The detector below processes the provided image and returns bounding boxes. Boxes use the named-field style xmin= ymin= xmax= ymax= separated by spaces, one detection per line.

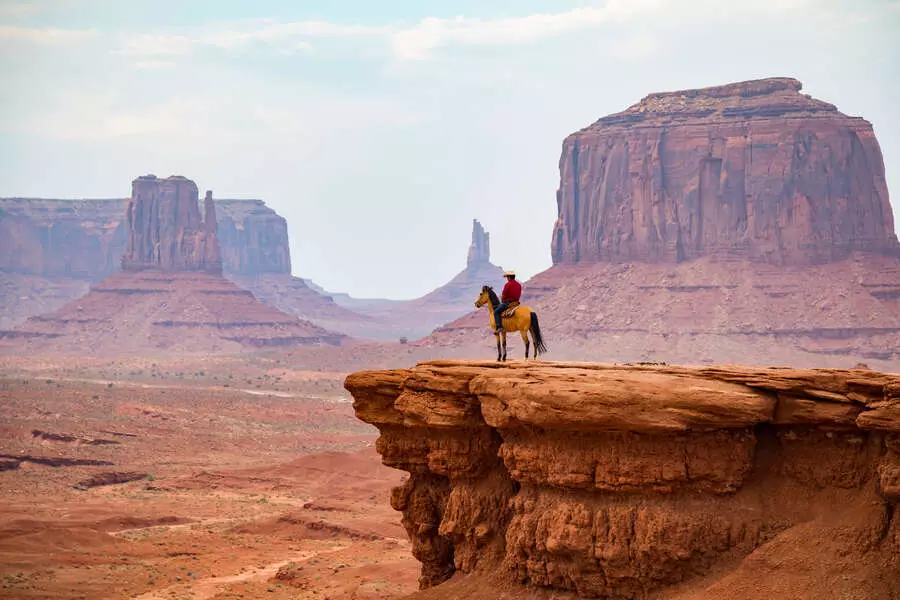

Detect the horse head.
xmin=475 ymin=286 xmax=493 ymax=308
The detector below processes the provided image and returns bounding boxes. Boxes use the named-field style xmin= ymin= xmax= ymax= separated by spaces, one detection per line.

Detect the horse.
xmin=475 ymin=286 xmax=547 ymax=361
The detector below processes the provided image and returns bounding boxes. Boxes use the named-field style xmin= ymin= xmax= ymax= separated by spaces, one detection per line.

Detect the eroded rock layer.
xmin=0 ymin=196 xmax=293 ymax=279
xmin=552 ymin=77 xmax=898 ymax=265
xmin=0 ymin=271 xmax=343 ymax=354
xmin=346 ymin=360 xmax=900 ymax=599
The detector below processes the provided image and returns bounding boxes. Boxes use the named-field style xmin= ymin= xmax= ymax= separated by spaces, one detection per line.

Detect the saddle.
xmin=501 ymin=302 xmax=520 ymax=319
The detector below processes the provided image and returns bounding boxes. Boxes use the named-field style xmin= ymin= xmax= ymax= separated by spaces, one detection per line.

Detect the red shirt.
xmin=501 ymin=279 xmax=522 ymax=303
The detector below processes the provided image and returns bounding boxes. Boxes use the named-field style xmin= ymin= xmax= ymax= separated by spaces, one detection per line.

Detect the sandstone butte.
xmin=429 ymin=78 xmax=900 ymax=370
xmin=0 ymin=175 xmax=344 ymax=354
xmin=550 ymin=77 xmax=898 ymax=265
xmin=346 ymin=360 xmax=900 ymax=600
xmin=0 ymin=191 xmax=362 ymax=332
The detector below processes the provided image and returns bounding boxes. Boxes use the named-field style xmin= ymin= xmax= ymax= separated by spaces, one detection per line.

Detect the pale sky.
xmin=1 ymin=0 xmax=898 ymax=298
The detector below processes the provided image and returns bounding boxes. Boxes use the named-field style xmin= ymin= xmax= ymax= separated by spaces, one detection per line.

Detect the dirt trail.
xmin=133 ymin=545 xmax=348 ymax=600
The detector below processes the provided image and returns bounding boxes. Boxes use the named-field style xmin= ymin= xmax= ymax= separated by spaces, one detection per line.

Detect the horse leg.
xmin=495 ymin=333 xmax=502 ymax=362
xmin=502 ymin=331 xmax=507 ymax=362
xmin=521 ymin=329 xmax=530 ymax=360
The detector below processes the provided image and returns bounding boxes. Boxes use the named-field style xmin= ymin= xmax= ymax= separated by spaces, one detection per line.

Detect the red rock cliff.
xmin=552 ymin=77 xmax=898 ymax=265
xmin=346 ymin=360 xmax=900 ymax=599
xmin=0 ymin=198 xmax=128 ymax=280
xmin=122 ymin=175 xmax=222 ymax=273
xmin=0 ymin=197 xmax=292 ymax=278
xmin=215 ymin=199 xmax=292 ymax=276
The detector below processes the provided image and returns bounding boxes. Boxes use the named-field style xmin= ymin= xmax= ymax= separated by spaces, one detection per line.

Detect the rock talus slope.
xmin=346 ymin=360 xmax=900 ymax=599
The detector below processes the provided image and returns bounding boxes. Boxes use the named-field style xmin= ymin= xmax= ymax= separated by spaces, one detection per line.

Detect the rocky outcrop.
xmin=551 ymin=77 xmax=898 ymax=266
xmin=122 ymin=175 xmax=222 ymax=273
xmin=467 ymin=220 xmax=491 ymax=267
xmin=346 ymin=361 xmax=900 ymax=599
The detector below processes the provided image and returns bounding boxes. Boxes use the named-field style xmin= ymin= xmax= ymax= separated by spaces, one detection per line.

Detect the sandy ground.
xmin=0 ymin=356 xmax=419 ymax=599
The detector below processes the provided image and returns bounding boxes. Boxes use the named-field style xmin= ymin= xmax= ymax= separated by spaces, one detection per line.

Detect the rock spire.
xmin=466 ymin=219 xmax=491 ymax=267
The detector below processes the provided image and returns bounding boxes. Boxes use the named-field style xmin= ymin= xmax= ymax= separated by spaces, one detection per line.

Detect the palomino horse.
xmin=475 ymin=286 xmax=547 ymax=361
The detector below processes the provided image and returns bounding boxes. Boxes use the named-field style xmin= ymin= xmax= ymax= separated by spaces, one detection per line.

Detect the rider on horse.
xmin=494 ymin=271 xmax=521 ymax=333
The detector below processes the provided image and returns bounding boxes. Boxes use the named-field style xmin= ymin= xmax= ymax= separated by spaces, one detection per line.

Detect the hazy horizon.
xmin=1 ymin=0 xmax=898 ymax=299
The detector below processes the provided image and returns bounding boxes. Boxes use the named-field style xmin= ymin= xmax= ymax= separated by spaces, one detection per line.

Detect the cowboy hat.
xmin=503 ymin=270 xmax=516 ymax=277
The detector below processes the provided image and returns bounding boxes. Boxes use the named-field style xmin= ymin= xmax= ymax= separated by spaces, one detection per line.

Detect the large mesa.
xmin=551 ymin=77 xmax=898 ymax=265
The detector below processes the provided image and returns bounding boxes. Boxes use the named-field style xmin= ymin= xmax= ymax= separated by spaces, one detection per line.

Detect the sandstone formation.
xmin=215 ymin=199 xmax=291 ymax=276
xmin=467 ymin=219 xmax=491 ymax=267
xmin=0 ymin=196 xmax=293 ymax=279
xmin=122 ymin=175 xmax=222 ymax=273
xmin=346 ymin=360 xmax=900 ymax=599
xmin=0 ymin=176 xmax=346 ymax=354
xmin=0 ymin=195 xmax=356 ymax=331
xmin=0 ymin=198 xmax=128 ymax=280
xmin=552 ymin=78 xmax=898 ymax=265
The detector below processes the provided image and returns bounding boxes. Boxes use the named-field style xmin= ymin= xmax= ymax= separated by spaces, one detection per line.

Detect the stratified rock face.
xmin=466 ymin=219 xmax=491 ymax=267
xmin=0 ymin=198 xmax=128 ymax=280
xmin=552 ymin=77 xmax=898 ymax=265
xmin=347 ymin=361 xmax=900 ymax=598
xmin=216 ymin=199 xmax=291 ymax=276
xmin=0 ymin=197 xmax=292 ymax=279
xmin=122 ymin=175 xmax=222 ymax=274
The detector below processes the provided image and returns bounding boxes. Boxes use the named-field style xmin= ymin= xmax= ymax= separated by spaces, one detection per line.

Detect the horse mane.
xmin=483 ymin=286 xmax=500 ymax=307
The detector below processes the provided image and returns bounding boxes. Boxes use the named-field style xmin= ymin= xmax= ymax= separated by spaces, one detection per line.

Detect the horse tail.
xmin=530 ymin=312 xmax=548 ymax=355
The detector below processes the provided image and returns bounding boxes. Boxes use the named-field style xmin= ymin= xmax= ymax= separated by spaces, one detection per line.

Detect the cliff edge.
xmin=346 ymin=360 xmax=900 ymax=599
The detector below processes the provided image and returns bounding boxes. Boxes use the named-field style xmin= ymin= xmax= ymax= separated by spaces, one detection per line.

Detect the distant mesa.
xmin=0 ymin=189 xmax=349 ymax=332
xmin=0 ymin=175 xmax=345 ymax=354
xmin=552 ymin=77 xmax=898 ymax=266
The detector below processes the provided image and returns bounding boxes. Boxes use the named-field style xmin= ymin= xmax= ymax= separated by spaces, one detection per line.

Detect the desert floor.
xmin=0 ymin=353 xmax=419 ymax=600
